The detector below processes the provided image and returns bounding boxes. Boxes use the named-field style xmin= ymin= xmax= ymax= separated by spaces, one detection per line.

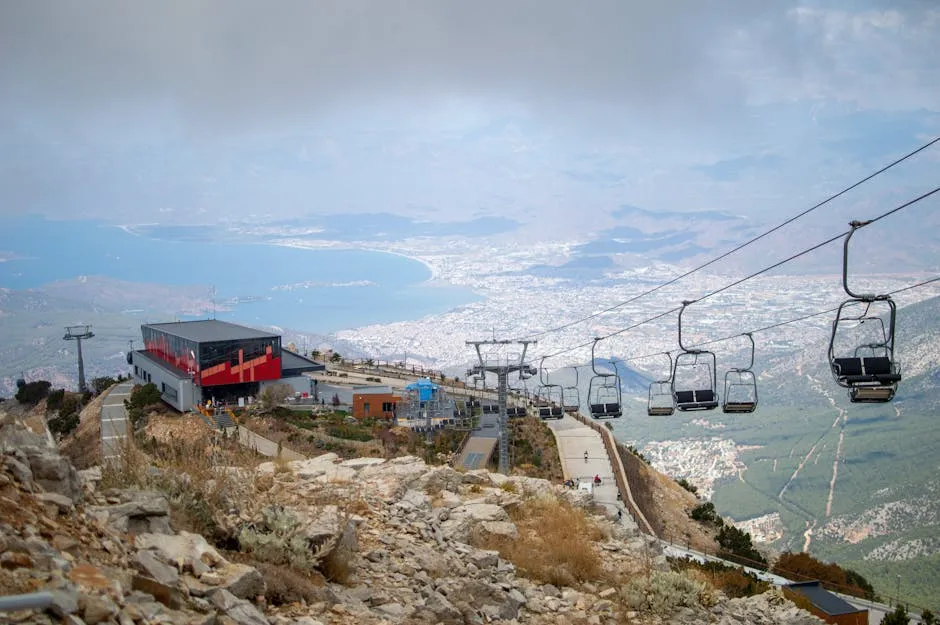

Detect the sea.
xmin=0 ymin=215 xmax=479 ymax=333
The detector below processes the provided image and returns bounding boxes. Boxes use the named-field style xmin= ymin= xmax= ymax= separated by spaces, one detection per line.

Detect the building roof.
xmin=785 ymin=582 xmax=863 ymax=616
xmin=143 ymin=319 xmax=278 ymax=343
xmin=281 ymin=350 xmax=326 ymax=375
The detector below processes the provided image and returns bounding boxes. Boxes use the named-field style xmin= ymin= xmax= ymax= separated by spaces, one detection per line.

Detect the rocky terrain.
xmin=0 ymin=406 xmax=826 ymax=625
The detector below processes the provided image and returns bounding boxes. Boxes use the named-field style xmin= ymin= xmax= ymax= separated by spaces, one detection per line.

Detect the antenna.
xmin=210 ymin=286 xmax=216 ymax=319
xmin=63 ymin=325 xmax=95 ymax=393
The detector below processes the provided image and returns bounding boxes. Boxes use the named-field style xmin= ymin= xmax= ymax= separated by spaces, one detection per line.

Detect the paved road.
xmin=100 ymin=380 xmax=134 ymax=462
xmin=546 ymin=415 xmax=622 ymax=519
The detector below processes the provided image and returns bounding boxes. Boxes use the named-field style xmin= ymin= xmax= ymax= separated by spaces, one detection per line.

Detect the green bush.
xmin=676 ymin=478 xmax=698 ymax=495
xmin=49 ymin=412 xmax=80 ymax=437
xmin=690 ymin=502 xmax=719 ymax=524
xmin=326 ymin=425 xmax=373 ymax=442
xmin=126 ymin=383 xmax=162 ymax=410
xmin=47 ymin=388 xmax=66 ymax=411
xmin=716 ymin=525 xmax=767 ymax=568
xmin=16 ymin=380 xmax=52 ymax=406
xmin=60 ymin=393 xmax=84 ymax=418
xmin=92 ymin=376 xmax=119 ymax=394
xmin=238 ymin=506 xmax=337 ymax=570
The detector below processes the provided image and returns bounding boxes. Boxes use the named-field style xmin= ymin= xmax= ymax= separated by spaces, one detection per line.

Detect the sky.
xmin=1 ymin=1 xmax=938 ymax=241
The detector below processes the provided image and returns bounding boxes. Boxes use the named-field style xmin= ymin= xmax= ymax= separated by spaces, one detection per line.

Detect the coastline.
xmin=270 ymin=238 xmax=444 ymax=284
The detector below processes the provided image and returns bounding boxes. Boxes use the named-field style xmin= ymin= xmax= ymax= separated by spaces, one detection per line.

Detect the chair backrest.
xmin=863 ymin=357 xmax=892 ymax=375
xmin=834 ymin=357 xmax=863 ymax=376
xmin=590 ymin=403 xmax=605 ymax=414
xmin=605 ymin=403 xmax=620 ymax=414
xmin=696 ymin=389 xmax=715 ymax=403
xmin=675 ymin=391 xmax=695 ymax=405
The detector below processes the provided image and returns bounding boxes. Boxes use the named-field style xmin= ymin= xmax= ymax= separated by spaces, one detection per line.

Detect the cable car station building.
xmin=128 ymin=319 xmax=324 ymax=412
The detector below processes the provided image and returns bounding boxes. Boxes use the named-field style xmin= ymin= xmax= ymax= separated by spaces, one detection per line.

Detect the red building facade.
xmin=141 ymin=321 xmax=282 ymax=387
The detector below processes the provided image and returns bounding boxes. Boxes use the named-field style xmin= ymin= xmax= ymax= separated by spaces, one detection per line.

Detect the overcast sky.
xmin=1 ymin=1 xmax=938 ymax=235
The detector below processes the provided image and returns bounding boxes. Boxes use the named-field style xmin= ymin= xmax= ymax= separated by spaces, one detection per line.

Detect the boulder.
xmin=34 ymin=492 xmax=75 ymax=514
xmin=212 ymin=562 xmax=265 ymax=601
xmin=133 ymin=550 xmax=180 ymax=586
xmin=134 ymin=531 xmax=225 ymax=573
xmin=3 ymin=454 xmax=34 ymax=488
xmin=209 ymin=588 xmax=269 ymax=625
xmin=22 ymin=447 xmax=83 ymax=503
xmin=88 ymin=490 xmax=171 ymax=535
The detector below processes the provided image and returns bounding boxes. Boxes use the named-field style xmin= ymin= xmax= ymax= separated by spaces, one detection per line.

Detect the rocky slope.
xmin=0 ymin=408 xmax=825 ymax=625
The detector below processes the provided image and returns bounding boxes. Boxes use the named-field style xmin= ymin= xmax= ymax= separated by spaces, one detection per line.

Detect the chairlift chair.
xmin=562 ymin=367 xmax=581 ymax=414
xmin=722 ymin=333 xmax=758 ymax=414
xmin=588 ymin=338 xmax=623 ymax=419
xmin=647 ymin=352 xmax=676 ymax=416
xmin=537 ymin=358 xmax=564 ymax=419
xmin=828 ymin=221 xmax=901 ymax=403
xmin=672 ymin=302 xmax=719 ymax=411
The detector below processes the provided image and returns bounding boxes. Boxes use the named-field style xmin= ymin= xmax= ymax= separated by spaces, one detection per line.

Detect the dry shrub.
xmin=473 ymin=496 xmax=603 ymax=587
xmin=254 ymin=562 xmax=325 ymax=605
xmin=320 ymin=543 xmax=354 ymax=585
xmin=100 ymin=434 xmax=152 ymax=489
xmin=100 ymin=426 xmax=263 ymax=542
xmin=622 ymin=570 xmax=706 ymax=615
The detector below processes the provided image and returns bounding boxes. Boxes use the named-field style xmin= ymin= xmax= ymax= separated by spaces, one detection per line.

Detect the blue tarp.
xmin=405 ymin=377 xmax=439 ymax=401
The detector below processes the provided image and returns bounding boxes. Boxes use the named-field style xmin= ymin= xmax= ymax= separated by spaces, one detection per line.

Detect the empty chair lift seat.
xmin=675 ymin=389 xmax=718 ymax=411
xmin=722 ymin=400 xmax=756 ymax=414
xmin=831 ymin=357 xmax=900 ymax=385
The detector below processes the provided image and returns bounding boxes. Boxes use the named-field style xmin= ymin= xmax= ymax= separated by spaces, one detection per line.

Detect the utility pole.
xmin=466 ymin=338 xmax=536 ymax=474
xmin=63 ymin=325 xmax=95 ymax=393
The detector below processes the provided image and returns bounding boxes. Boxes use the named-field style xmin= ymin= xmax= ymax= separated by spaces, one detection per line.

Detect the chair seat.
xmin=722 ymin=402 xmax=756 ymax=414
xmin=850 ymin=386 xmax=895 ymax=403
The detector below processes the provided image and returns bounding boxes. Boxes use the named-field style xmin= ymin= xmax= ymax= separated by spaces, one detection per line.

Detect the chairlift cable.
xmin=520 ymin=136 xmax=940 ymax=341
xmin=623 ymin=275 xmax=940 ymax=363
xmin=535 ymin=187 xmax=940 ymax=362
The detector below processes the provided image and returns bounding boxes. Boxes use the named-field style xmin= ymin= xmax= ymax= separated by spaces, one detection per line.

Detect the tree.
xmin=716 ymin=525 xmax=766 ymax=568
xmin=48 ymin=412 xmax=80 ymax=437
xmin=91 ymin=376 xmax=119 ymax=394
xmin=15 ymin=380 xmax=51 ymax=406
xmin=127 ymin=383 xmax=162 ymax=409
xmin=690 ymin=502 xmax=719 ymax=524
xmin=330 ymin=352 xmax=342 ymax=363
xmin=258 ymin=383 xmax=292 ymax=411
xmin=311 ymin=350 xmax=322 ymax=361
xmin=676 ymin=478 xmax=698 ymax=495
xmin=47 ymin=388 xmax=66 ymax=411
xmin=772 ymin=552 xmax=874 ymax=600
xmin=882 ymin=605 xmax=910 ymax=625
xmin=922 ymin=609 xmax=936 ymax=625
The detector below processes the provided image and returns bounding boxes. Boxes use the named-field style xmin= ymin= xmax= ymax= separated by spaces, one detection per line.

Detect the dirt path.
xmin=825 ymin=408 xmax=846 ymax=518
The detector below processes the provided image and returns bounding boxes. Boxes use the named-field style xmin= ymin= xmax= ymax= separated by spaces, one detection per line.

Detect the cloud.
xmin=0 ymin=1 xmax=801 ymax=134
xmin=0 ymin=2 xmax=937 ymax=230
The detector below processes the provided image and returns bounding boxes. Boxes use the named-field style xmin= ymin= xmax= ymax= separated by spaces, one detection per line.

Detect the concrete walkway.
xmin=100 ymin=380 xmax=134 ymax=462
xmin=546 ymin=416 xmax=623 ymax=519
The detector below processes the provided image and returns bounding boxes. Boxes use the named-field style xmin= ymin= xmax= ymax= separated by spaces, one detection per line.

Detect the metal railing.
xmin=0 ymin=591 xmax=54 ymax=613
